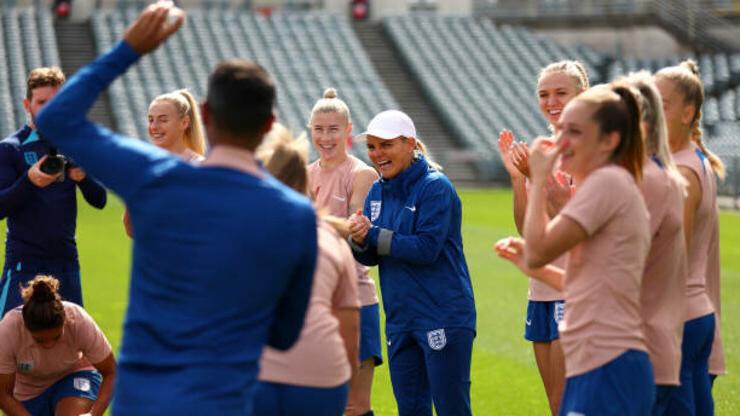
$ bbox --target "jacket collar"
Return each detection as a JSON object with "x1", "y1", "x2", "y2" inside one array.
[{"x1": 379, "y1": 155, "x2": 429, "y2": 196}]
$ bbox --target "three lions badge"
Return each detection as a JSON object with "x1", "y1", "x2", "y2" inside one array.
[{"x1": 427, "y1": 329, "x2": 447, "y2": 351}]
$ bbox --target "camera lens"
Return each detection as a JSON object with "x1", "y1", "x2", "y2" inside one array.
[{"x1": 40, "y1": 155, "x2": 65, "y2": 175}]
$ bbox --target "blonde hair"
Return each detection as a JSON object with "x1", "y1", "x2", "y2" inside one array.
[
  {"x1": 655, "y1": 60, "x2": 725, "y2": 179},
  {"x1": 412, "y1": 138, "x2": 443, "y2": 171},
  {"x1": 538, "y1": 60, "x2": 590, "y2": 94},
  {"x1": 150, "y1": 89, "x2": 207, "y2": 156},
  {"x1": 257, "y1": 122, "x2": 310, "y2": 195},
  {"x1": 308, "y1": 88, "x2": 352, "y2": 126},
  {"x1": 620, "y1": 71, "x2": 686, "y2": 190}
]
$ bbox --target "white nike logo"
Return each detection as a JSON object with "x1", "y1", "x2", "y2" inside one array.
[
  {"x1": 525, "y1": 319, "x2": 532, "y2": 326},
  {"x1": 332, "y1": 195, "x2": 347, "y2": 202},
  {"x1": 405, "y1": 206, "x2": 416, "y2": 212}
]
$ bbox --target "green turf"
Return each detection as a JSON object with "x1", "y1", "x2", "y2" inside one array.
[{"x1": 2, "y1": 189, "x2": 737, "y2": 414}]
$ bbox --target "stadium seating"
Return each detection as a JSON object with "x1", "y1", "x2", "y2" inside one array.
[
  {"x1": 0, "y1": 7, "x2": 60, "y2": 136},
  {"x1": 90, "y1": 8, "x2": 398, "y2": 161}
]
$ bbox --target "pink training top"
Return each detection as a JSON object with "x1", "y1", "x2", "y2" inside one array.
[
  {"x1": 673, "y1": 144, "x2": 716, "y2": 321},
  {"x1": 308, "y1": 154, "x2": 379, "y2": 306},
  {"x1": 639, "y1": 159, "x2": 688, "y2": 385},
  {"x1": 259, "y1": 220, "x2": 360, "y2": 387},
  {"x1": 0, "y1": 302, "x2": 112, "y2": 401},
  {"x1": 181, "y1": 148, "x2": 205, "y2": 164},
  {"x1": 707, "y1": 196, "x2": 726, "y2": 375},
  {"x1": 559, "y1": 165, "x2": 650, "y2": 378}
]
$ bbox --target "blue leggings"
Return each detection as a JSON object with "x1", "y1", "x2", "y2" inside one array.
[
  {"x1": 387, "y1": 328, "x2": 474, "y2": 416},
  {"x1": 253, "y1": 381, "x2": 349, "y2": 416},
  {"x1": 1, "y1": 260, "x2": 81, "y2": 316},
  {"x1": 667, "y1": 313, "x2": 716, "y2": 416}
]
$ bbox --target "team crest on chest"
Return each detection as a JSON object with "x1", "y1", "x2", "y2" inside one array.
[
  {"x1": 427, "y1": 329, "x2": 447, "y2": 351},
  {"x1": 24, "y1": 152, "x2": 38, "y2": 166},
  {"x1": 370, "y1": 200, "x2": 382, "y2": 221}
]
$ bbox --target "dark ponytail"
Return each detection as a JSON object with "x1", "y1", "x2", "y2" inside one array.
[{"x1": 21, "y1": 275, "x2": 66, "y2": 332}]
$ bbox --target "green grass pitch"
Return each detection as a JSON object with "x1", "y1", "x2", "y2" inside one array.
[{"x1": 2, "y1": 189, "x2": 737, "y2": 414}]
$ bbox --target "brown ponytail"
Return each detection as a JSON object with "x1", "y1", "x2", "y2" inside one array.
[
  {"x1": 576, "y1": 84, "x2": 645, "y2": 180},
  {"x1": 257, "y1": 123, "x2": 310, "y2": 195},
  {"x1": 656, "y1": 60, "x2": 725, "y2": 179},
  {"x1": 21, "y1": 275, "x2": 66, "y2": 332}
]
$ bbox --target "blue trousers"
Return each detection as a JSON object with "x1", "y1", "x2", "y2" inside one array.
[
  {"x1": 667, "y1": 313, "x2": 716, "y2": 416},
  {"x1": 653, "y1": 385, "x2": 677, "y2": 416},
  {"x1": 1, "y1": 260, "x2": 82, "y2": 316},
  {"x1": 253, "y1": 381, "x2": 349, "y2": 416},
  {"x1": 559, "y1": 349, "x2": 655, "y2": 416},
  {"x1": 387, "y1": 328, "x2": 474, "y2": 416}
]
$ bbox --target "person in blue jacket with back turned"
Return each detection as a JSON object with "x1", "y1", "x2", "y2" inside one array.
[
  {"x1": 35, "y1": 3, "x2": 317, "y2": 415},
  {"x1": 348, "y1": 110, "x2": 476, "y2": 416}
]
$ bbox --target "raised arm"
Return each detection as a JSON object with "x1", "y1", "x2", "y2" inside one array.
[
  {"x1": 75, "y1": 173, "x2": 107, "y2": 210},
  {"x1": 35, "y1": 2, "x2": 184, "y2": 200}
]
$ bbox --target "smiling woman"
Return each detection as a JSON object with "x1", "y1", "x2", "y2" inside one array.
[{"x1": 348, "y1": 110, "x2": 476, "y2": 416}]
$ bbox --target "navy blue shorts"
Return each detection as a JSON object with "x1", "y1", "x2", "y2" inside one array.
[
  {"x1": 360, "y1": 303, "x2": 383, "y2": 366},
  {"x1": 22, "y1": 370, "x2": 101, "y2": 416},
  {"x1": 524, "y1": 300, "x2": 564, "y2": 342},
  {"x1": 1, "y1": 260, "x2": 82, "y2": 317},
  {"x1": 667, "y1": 313, "x2": 715, "y2": 416},
  {"x1": 559, "y1": 349, "x2": 655, "y2": 416},
  {"x1": 253, "y1": 381, "x2": 349, "y2": 416}
]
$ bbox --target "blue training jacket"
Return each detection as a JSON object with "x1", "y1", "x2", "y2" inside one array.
[
  {"x1": 36, "y1": 41, "x2": 317, "y2": 415},
  {"x1": 0, "y1": 126, "x2": 107, "y2": 264},
  {"x1": 351, "y1": 156, "x2": 476, "y2": 335}
]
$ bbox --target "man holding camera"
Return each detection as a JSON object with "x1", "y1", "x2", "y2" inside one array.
[{"x1": 0, "y1": 67, "x2": 107, "y2": 316}]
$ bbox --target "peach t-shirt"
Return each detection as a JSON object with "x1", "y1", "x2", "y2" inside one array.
[
  {"x1": 639, "y1": 159, "x2": 688, "y2": 385},
  {"x1": 673, "y1": 145, "x2": 716, "y2": 321},
  {"x1": 308, "y1": 154, "x2": 379, "y2": 306},
  {"x1": 707, "y1": 207, "x2": 726, "y2": 375},
  {"x1": 0, "y1": 302, "x2": 112, "y2": 401},
  {"x1": 259, "y1": 220, "x2": 360, "y2": 387},
  {"x1": 559, "y1": 165, "x2": 650, "y2": 378}
]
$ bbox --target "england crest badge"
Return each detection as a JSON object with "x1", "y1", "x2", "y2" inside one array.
[
  {"x1": 24, "y1": 152, "x2": 38, "y2": 166},
  {"x1": 427, "y1": 329, "x2": 447, "y2": 351},
  {"x1": 370, "y1": 200, "x2": 382, "y2": 221}
]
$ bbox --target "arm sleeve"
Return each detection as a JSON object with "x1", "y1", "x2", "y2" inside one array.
[
  {"x1": 366, "y1": 180, "x2": 454, "y2": 265},
  {"x1": 0, "y1": 145, "x2": 36, "y2": 219},
  {"x1": 76, "y1": 176, "x2": 107, "y2": 209},
  {"x1": 267, "y1": 207, "x2": 318, "y2": 350},
  {"x1": 35, "y1": 41, "x2": 171, "y2": 201},
  {"x1": 0, "y1": 316, "x2": 19, "y2": 374},
  {"x1": 73, "y1": 306, "x2": 112, "y2": 365},
  {"x1": 349, "y1": 195, "x2": 380, "y2": 266},
  {"x1": 332, "y1": 237, "x2": 360, "y2": 309}
]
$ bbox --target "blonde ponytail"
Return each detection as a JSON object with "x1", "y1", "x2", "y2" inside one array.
[
  {"x1": 414, "y1": 139, "x2": 443, "y2": 171},
  {"x1": 178, "y1": 89, "x2": 206, "y2": 156}
]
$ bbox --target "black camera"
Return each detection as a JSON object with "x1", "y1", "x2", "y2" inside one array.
[{"x1": 39, "y1": 147, "x2": 67, "y2": 175}]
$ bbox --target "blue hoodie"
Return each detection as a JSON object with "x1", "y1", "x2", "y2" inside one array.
[{"x1": 351, "y1": 156, "x2": 476, "y2": 335}]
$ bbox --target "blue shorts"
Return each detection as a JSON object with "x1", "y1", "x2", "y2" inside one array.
[
  {"x1": 360, "y1": 303, "x2": 383, "y2": 366},
  {"x1": 667, "y1": 313, "x2": 715, "y2": 416},
  {"x1": 22, "y1": 370, "x2": 101, "y2": 416},
  {"x1": 524, "y1": 300, "x2": 564, "y2": 342},
  {"x1": 1, "y1": 260, "x2": 82, "y2": 317},
  {"x1": 253, "y1": 381, "x2": 349, "y2": 416},
  {"x1": 559, "y1": 349, "x2": 655, "y2": 416}
]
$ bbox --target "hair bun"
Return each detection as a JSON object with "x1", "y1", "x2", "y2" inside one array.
[
  {"x1": 680, "y1": 59, "x2": 700, "y2": 76},
  {"x1": 323, "y1": 88, "x2": 338, "y2": 99},
  {"x1": 30, "y1": 279, "x2": 57, "y2": 303}
]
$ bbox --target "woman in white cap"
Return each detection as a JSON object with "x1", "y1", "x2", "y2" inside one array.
[{"x1": 348, "y1": 110, "x2": 476, "y2": 416}]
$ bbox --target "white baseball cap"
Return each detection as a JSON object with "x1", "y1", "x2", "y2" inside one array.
[{"x1": 355, "y1": 110, "x2": 416, "y2": 141}]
